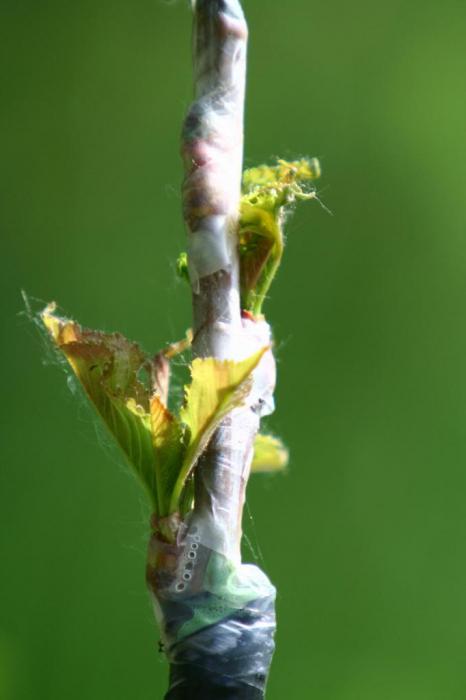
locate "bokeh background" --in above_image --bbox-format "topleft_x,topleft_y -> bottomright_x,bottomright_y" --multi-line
2,0 -> 466,698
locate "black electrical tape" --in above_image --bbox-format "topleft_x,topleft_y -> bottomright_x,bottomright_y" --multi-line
163,593 -> 275,699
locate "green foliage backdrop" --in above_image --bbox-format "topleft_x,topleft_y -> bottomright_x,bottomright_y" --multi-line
2,0 -> 466,697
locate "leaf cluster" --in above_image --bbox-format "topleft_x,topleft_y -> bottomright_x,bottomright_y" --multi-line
177,158 -> 321,315
41,305 -> 287,539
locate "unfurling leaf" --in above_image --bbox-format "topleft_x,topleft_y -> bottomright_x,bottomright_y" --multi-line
239,158 -> 321,315
40,304 -> 267,527
175,158 -> 321,315
170,348 -> 268,512
150,396 -> 185,517
251,433 -> 289,473
41,304 -> 158,507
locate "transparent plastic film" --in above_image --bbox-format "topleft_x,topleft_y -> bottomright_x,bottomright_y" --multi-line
147,524 -> 276,696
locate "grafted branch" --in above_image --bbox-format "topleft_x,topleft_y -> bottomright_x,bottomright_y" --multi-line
38,2 -> 321,697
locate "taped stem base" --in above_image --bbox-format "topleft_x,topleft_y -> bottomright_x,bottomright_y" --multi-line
148,534 -> 276,696
165,665 -> 265,699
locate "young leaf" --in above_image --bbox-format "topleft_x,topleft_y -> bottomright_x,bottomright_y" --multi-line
149,395 -> 185,517
170,347 -> 268,512
175,158 -> 320,315
239,158 -> 321,314
251,433 -> 289,473
41,304 -> 158,508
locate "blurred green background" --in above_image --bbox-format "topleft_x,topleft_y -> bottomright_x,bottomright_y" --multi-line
2,0 -> 466,698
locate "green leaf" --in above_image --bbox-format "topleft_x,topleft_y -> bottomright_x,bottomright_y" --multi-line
41,305 -> 271,525
251,433 -> 289,473
41,304 -> 158,509
239,158 -> 320,315
176,251 -> 190,285
170,348 -> 268,512
150,395 -> 185,517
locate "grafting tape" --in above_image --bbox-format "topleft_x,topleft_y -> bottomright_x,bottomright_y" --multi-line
148,534 -> 276,697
